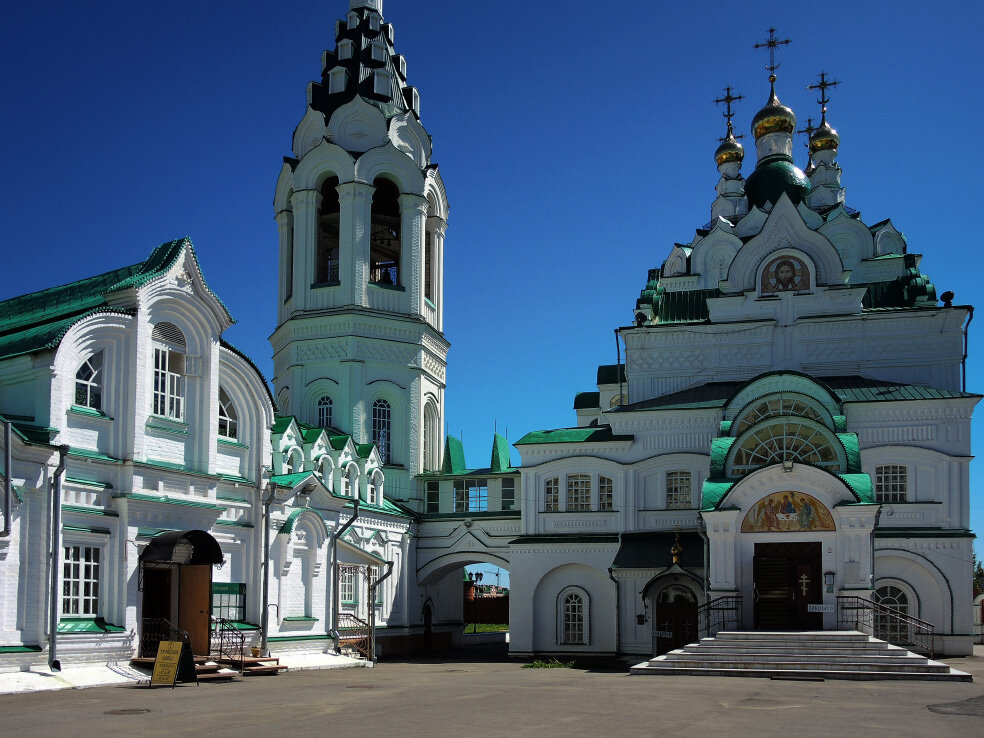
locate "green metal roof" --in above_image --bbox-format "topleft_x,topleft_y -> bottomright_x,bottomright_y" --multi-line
355,443 -> 375,459
597,364 -> 626,385
442,435 -> 466,474
269,471 -> 315,489
328,434 -> 351,451
573,391 -> 600,410
654,288 -> 719,324
701,479 -> 735,510
0,238 -> 230,361
491,433 -> 511,473
271,417 -> 294,435
837,473 -> 874,503
514,425 -> 634,446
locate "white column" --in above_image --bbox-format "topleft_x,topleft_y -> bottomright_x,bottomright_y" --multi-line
288,190 -> 321,312
433,220 -> 447,332
398,193 -> 429,316
338,182 -> 374,308
275,210 -> 294,323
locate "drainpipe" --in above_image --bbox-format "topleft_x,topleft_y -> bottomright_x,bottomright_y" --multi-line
1,419 -> 11,537
259,482 -> 278,657
367,560 -> 393,662
608,557 -> 620,657
697,516 -> 710,596
47,445 -> 69,672
329,495 -> 360,652
961,307 -> 974,392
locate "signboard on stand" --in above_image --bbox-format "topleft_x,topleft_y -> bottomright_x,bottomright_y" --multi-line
150,640 -> 198,688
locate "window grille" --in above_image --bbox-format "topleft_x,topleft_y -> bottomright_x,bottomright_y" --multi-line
544,478 -> 559,512
212,582 -> 246,622
152,324 -> 186,421
371,399 -> 391,464
501,477 -> 515,511
874,585 -> 909,643
666,471 -> 692,509
317,396 -> 333,429
730,419 -> 841,476
62,545 -> 100,616
218,388 -> 238,439
599,476 -> 613,511
734,396 -> 827,435
75,352 -> 103,410
374,566 -> 384,606
425,481 -> 440,513
567,475 -> 590,511
875,465 -> 908,502
452,479 -> 487,512
340,568 -> 357,603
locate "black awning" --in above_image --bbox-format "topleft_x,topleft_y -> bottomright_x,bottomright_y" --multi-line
611,531 -> 704,570
139,529 -> 224,565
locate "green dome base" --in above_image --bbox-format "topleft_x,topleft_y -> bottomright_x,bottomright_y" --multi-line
745,158 -> 811,209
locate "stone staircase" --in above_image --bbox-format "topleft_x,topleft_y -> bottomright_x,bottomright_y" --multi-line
630,631 -> 971,681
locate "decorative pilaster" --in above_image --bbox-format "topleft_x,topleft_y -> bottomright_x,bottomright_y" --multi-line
399,193 -> 429,316
338,182 -> 375,308
288,190 -> 322,312
426,216 -> 447,332
275,209 -> 294,321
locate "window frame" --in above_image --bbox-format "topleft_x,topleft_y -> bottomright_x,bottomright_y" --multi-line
74,352 -> 104,411
599,476 -> 614,511
556,585 -> 590,646
425,481 -> 440,513
340,566 -> 358,605
317,395 -> 333,429
62,544 -> 101,617
874,464 -> 908,503
665,471 -> 693,509
566,474 -> 591,511
544,477 -> 559,512
218,388 -> 238,440
212,582 -> 247,622
371,399 -> 392,464
500,477 -> 515,511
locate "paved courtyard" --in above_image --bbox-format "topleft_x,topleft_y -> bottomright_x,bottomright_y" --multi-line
2,649 -> 983,737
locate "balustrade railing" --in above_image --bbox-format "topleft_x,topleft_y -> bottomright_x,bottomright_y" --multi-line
337,612 -> 371,660
139,617 -> 192,659
836,595 -> 934,656
211,617 -> 247,671
697,595 -> 742,640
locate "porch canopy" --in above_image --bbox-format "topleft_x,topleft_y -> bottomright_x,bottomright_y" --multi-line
139,529 -> 224,565
611,531 -> 704,570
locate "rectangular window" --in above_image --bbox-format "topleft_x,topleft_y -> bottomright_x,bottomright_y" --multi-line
875,465 -> 908,502
567,475 -> 591,511
599,476 -> 613,511
544,478 -> 559,512
62,545 -> 100,616
501,477 -> 515,511
212,582 -> 246,622
340,567 -> 358,604
426,481 -> 440,513
666,471 -> 692,509
452,479 -> 487,512
373,566 -> 384,606
153,348 -> 185,420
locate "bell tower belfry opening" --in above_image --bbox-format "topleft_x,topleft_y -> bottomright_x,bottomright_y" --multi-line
270,1 -> 450,502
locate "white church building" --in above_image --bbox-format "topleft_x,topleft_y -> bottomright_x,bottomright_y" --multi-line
0,0 -> 977,675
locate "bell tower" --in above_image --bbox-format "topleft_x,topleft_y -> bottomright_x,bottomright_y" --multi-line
270,0 -> 450,500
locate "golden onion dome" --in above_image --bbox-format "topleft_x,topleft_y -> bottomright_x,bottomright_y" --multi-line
809,118 -> 839,153
714,126 -> 744,166
751,85 -> 796,139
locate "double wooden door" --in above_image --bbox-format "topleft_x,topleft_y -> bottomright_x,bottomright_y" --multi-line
753,542 -> 822,630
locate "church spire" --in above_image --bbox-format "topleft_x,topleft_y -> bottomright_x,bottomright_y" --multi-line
806,71 -> 845,209
711,87 -> 748,220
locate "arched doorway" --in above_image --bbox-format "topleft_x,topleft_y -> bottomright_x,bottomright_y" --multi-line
652,585 -> 698,655
138,529 -> 224,656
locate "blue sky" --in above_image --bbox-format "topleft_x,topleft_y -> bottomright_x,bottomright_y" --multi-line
1,1 -> 982,579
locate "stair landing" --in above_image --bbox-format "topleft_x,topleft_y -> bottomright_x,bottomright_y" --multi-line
630,631 -> 971,682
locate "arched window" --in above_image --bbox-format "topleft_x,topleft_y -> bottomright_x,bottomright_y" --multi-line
372,399 -> 392,464
369,178 -> 401,286
424,230 -> 434,302
729,419 -> 843,477
217,388 -> 238,439
734,395 -> 829,435
422,403 -> 438,471
317,396 -> 333,429
318,455 -> 334,487
368,470 -> 384,505
557,587 -> 589,646
75,352 -> 104,410
317,177 -> 340,283
152,322 -> 186,420
285,449 -> 303,474
874,584 -> 910,644
342,464 -> 359,498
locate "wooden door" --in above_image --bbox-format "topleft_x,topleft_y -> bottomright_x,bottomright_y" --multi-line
753,555 -> 793,629
653,586 -> 698,655
753,542 -> 823,630
179,564 -> 212,655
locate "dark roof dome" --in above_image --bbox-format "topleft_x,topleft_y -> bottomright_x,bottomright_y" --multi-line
809,118 -> 840,153
715,127 -> 744,166
751,86 -> 796,139
745,159 -> 811,209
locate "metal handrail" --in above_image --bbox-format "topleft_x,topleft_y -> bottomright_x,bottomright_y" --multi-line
836,595 -> 935,657
696,595 -> 743,640
139,617 -> 192,658
211,617 -> 247,672
337,613 -> 371,660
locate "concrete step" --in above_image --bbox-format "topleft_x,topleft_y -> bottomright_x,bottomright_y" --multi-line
630,664 -> 972,682
667,651 -> 930,666
686,644 -> 897,656
646,657 -> 949,673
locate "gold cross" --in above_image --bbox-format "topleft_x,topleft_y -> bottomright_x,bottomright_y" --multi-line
753,27 -> 792,82
807,71 -> 840,121
714,86 -> 745,141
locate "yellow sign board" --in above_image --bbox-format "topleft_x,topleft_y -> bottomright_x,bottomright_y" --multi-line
151,640 -> 183,687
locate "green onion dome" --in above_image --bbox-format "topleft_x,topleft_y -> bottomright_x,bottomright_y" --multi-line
714,127 -> 744,166
751,87 -> 796,140
745,159 -> 811,209
809,118 -> 839,153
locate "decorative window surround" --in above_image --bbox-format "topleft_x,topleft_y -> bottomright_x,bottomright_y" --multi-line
69,405 -> 111,421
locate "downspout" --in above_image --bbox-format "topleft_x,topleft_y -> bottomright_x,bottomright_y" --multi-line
329,495 -> 360,652
367,560 -> 394,663
259,482 -> 278,657
1,419 -> 11,537
608,548 -> 620,658
697,515 -> 710,596
47,445 -> 69,671
962,307 -> 974,392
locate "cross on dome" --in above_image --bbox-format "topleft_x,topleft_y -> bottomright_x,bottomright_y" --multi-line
753,27 -> 792,85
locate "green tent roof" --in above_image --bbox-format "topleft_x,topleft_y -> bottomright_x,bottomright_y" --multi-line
491,433 -> 511,473
442,435 -> 466,474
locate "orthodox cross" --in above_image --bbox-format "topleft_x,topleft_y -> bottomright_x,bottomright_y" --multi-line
807,71 -> 840,121
799,573 -> 811,597
798,117 -> 815,151
714,86 -> 745,140
753,27 -> 792,82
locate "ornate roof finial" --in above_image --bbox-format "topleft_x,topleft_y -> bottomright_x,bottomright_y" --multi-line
714,86 -> 745,166
715,86 -> 745,132
798,117 -> 817,173
670,525 -> 683,565
807,71 -> 840,124
754,27 -> 792,96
